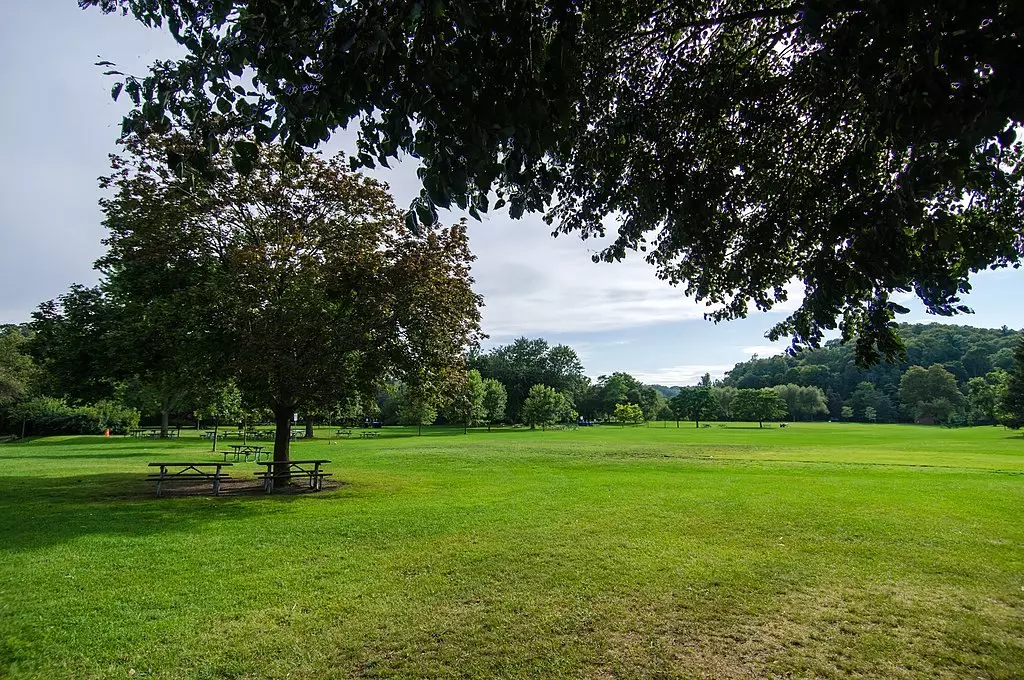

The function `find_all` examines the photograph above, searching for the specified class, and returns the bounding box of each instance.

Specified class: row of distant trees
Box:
[719,323,1022,424]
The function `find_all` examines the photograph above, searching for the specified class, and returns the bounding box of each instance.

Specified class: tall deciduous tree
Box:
[481,378,508,432]
[99,136,481,468]
[1001,335,1024,430]
[899,365,966,423]
[395,383,438,435]
[29,286,118,404]
[521,384,561,430]
[670,387,720,428]
[445,369,488,434]
[613,402,645,427]
[86,0,1024,362]
[0,326,36,410]
[732,388,787,428]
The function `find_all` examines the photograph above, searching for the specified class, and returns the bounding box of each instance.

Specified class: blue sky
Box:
[2,1,1022,386]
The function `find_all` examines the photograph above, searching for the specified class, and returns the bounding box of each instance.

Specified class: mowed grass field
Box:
[1,423,1022,678]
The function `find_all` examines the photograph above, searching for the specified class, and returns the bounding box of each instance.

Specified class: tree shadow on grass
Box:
[0,472,336,554]
[3,435,200,448]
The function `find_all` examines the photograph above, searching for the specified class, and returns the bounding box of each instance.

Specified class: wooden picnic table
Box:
[226,444,267,462]
[147,462,232,497]
[359,431,379,439]
[335,429,352,437]
[255,459,331,493]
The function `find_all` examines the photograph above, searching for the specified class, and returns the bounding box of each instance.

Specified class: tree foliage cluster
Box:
[722,323,1021,423]
[469,337,588,423]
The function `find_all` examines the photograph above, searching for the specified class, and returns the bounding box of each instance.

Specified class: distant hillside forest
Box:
[716,323,1020,424]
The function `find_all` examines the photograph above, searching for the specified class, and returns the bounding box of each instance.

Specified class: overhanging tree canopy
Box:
[83,0,1024,362]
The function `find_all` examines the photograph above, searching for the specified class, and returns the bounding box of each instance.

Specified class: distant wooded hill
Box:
[649,385,682,398]
[718,323,1019,421]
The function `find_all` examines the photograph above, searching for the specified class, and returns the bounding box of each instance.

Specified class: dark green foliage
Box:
[847,382,897,423]
[1000,334,1024,429]
[669,387,720,427]
[0,325,36,409]
[29,286,120,404]
[899,365,966,424]
[580,372,663,421]
[470,338,587,422]
[83,0,1024,362]
[772,384,829,422]
[649,385,682,399]
[9,396,139,435]
[723,323,1020,421]
[731,388,788,428]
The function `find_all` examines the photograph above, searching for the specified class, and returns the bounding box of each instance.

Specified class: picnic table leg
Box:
[213,467,222,495]
[156,467,166,498]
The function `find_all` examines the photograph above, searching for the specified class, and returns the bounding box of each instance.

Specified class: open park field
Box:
[1,423,1022,678]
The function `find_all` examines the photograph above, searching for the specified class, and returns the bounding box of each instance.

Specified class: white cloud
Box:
[467,214,804,338]
[630,365,734,387]
[740,343,790,358]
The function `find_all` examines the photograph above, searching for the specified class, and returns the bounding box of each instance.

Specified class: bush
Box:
[8,397,140,436]
[87,400,141,435]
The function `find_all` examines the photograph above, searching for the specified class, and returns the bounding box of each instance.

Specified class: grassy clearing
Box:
[1,423,1022,678]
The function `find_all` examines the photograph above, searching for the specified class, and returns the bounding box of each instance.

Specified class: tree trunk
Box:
[160,407,170,438]
[305,416,314,439]
[272,405,293,488]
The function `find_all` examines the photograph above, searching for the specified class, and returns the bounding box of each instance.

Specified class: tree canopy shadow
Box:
[0,471,329,554]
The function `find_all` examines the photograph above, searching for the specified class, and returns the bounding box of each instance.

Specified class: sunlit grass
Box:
[1,423,1022,677]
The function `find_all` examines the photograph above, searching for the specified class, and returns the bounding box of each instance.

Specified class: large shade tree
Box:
[84,0,1024,363]
[899,364,965,423]
[99,136,482,470]
[669,387,720,428]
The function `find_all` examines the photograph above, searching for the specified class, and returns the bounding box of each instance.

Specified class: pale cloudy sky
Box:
[2,1,1022,386]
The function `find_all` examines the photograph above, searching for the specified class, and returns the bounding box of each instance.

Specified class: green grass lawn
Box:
[1,423,1022,678]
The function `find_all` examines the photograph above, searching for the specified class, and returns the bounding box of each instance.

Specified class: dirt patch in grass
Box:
[591,583,1024,678]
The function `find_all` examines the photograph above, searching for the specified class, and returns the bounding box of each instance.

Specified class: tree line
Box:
[719,324,1023,426]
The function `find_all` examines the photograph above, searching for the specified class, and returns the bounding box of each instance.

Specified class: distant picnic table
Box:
[147,462,231,497]
[130,428,176,439]
[225,444,268,462]
[359,431,379,439]
[255,459,331,493]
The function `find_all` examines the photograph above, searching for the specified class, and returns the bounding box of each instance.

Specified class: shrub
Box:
[9,397,140,436]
